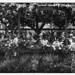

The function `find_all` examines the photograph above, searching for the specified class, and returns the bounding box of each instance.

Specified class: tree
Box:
[0,3,72,35]
[0,3,18,31]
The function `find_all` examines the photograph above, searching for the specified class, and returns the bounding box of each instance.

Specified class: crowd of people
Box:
[0,28,74,73]
[0,29,75,52]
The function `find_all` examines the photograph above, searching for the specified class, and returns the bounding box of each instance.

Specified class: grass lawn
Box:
[0,47,72,73]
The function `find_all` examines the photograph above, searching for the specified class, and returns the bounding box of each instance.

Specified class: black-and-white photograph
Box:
[0,2,74,73]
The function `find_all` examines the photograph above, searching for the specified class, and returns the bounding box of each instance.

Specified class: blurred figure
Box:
[26,31,31,40]
[40,33,50,47]
[40,38,48,46]
[68,35,75,51]
[13,35,19,47]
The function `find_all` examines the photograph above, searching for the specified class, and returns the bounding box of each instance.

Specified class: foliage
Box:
[0,3,73,34]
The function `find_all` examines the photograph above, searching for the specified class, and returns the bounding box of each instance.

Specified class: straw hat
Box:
[70,33,73,36]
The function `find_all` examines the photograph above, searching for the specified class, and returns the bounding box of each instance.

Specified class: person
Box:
[13,35,19,47]
[62,38,71,46]
[40,35,50,47]
[26,32,31,40]
[31,35,37,43]
[68,34,75,51]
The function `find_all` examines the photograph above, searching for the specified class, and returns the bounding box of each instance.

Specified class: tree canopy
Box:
[0,3,74,34]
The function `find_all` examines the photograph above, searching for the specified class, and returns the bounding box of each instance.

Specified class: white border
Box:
[0,73,74,74]
[0,0,75,3]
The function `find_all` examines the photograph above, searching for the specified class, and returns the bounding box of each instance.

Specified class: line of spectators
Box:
[0,30,75,51]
